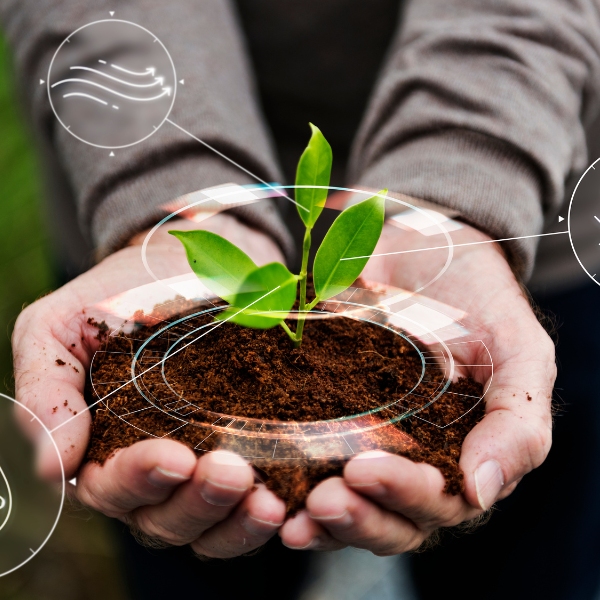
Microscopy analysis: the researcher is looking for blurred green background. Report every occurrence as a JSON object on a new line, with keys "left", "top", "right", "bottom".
{"left": 0, "top": 34, "right": 129, "bottom": 599}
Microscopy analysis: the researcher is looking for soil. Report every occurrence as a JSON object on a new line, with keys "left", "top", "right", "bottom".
{"left": 84, "top": 280, "right": 485, "bottom": 515}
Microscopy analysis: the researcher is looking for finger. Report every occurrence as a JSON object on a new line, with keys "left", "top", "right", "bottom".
{"left": 306, "top": 477, "right": 426, "bottom": 556}
{"left": 13, "top": 330, "right": 91, "bottom": 481}
{"left": 460, "top": 318, "right": 555, "bottom": 510}
{"left": 191, "top": 484, "right": 286, "bottom": 558}
{"left": 76, "top": 439, "right": 196, "bottom": 517}
{"left": 279, "top": 509, "right": 346, "bottom": 552}
{"left": 131, "top": 450, "right": 253, "bottom": 546}
{"left": 12, "top": 294, "right": 111, "bottom": 480}
{"left": 344, "top": 451, "right": 481, "bottom": 529}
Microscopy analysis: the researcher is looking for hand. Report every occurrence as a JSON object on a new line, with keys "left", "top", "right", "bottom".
{"left": 12, "top": 212, "right": 287, "bottom": 558}
{"left": 279, "top": 216, "right": 555, "bottom": 554}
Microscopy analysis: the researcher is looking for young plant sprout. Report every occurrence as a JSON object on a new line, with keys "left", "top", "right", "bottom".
{"left": 170, "top": 124, "right": 386, "bottom": 348}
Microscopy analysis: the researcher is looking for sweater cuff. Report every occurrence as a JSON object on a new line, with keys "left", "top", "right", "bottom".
{"left": 90, "top": 154, "right": 294, "bottom": 262}
{"left": 354, "top": 130, "right": 544, "bottom": 280}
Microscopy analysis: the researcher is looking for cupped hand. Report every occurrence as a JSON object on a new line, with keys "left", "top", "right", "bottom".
{"left": 280, "top": 216, "right": 556, "bottom": 554}
{"left": 12, "top": 212, "right": 287, "bottom": 557}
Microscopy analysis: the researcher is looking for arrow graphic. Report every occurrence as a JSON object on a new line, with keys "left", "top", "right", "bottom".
{"left": 52, "top": 78, "right": 171, "bottom": 101}
{"left": 110, "top": 64, "right": 155, "bottom": 77}
{"left": 70, "top": 66, "right": 164, "bottom": 88}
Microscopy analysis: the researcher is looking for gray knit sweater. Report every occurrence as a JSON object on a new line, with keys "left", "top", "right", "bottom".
{"left": 2, "top": 0, "right": 600, "bottom": 286}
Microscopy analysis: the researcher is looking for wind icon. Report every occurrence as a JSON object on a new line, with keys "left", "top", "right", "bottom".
{"left": 51, "top": 59, "right": 172, "bottom": 111}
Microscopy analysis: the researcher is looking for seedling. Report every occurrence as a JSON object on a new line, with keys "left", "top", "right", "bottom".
{"left": 170, "top": 124, "right": 386, "bottom": 348}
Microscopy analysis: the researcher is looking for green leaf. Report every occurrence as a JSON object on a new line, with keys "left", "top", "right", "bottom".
{"left": 217, "top": 262, "right": 298, "bottom": 328}
{"left": 313, "top": 190, "right": 387, "bottom": 301}
{"left": 295, "top": 123, "right": 332, "bottom": 228}
{"left": 168, "top": 230, "right": 256, "bottom": 303}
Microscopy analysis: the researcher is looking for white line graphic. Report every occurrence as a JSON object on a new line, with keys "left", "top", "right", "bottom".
{"left": 341, "top": 230, "right": 570, "bottom": 261}
{"left": 0, "top": 465, "right": 12, "bottom": 533}
{"left": 52, "top": 78, "right": 171, "bottom": 101}
{"left": 111, "top": 64, "right": 155, "bottom": 77}
{"left": 63, "top": 92, "right": 108, "bottom": 106}
{"left": 166, "top": 118, "right": 308, "bottom": 213}
{"left": 70, "top": 66, "right": 164, "bottom": 87}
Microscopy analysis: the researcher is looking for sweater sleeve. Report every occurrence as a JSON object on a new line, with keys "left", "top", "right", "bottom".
{"left": 349, "top": 0, "right": 600, "bottom": 279}
{"left": 0, "top": 0, "right": 294, "bottom": 261}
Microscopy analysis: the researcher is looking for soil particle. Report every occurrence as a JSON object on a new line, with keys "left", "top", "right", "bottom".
{"left": 56, "top": 359, "right": 66, "bottom": 366}
{"left": 87, "top": 318, "right": 109, "bottom": 341}
{"left": 527, "top": 393, "right": 532, "bottom": 401}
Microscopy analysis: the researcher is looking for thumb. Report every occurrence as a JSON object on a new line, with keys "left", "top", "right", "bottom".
{"left": 459, "top": 361, "right": 554, "bottom": 510}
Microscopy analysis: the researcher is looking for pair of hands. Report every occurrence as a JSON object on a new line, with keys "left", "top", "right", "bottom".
{"left": 12, "top": 207, "right": 555, "bottom": 558}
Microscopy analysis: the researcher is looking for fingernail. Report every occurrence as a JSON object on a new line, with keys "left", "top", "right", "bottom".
{"left": 209, "top": 451, "right": 248, "bottom": 467}
{"left": 474, "top": 460, "right": 504, "bottom": 510}
{"left": 310, "top": 510, "right": 353, "bottom": 530}
{"left": 352, "top": 451, "right": 390, "bottom": 461}
{"left": 347, "top": 481, "right": 386, "bottom": 497}
{"left": 282, "top": 538, "right": 318, "bottom": 550}
{"left": 241, "top": 514, "right": 283, "bottom": 535}
{"left": 200, "top": 478, "right": 247, "bottom": 506}
{"left": 147, "top": 466, "right": 191, "bottom": 489}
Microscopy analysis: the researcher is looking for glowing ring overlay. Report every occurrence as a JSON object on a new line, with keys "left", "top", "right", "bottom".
{"left": 0, "top": 393, "right": 65, "bottom": 578}
{"left": 141, "top": 185, "right": 456, "bottom": 297}
{"left": 47, "top": 19, "right": 177, "bottom": 150}
{"left": 156, "top": 309, "right": 429, "bottom": 424}
{"left": 110, "top": 300, "right": 455, "bottom": 444}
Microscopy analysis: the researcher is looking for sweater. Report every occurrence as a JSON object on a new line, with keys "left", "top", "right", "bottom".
{"left": 2, "top": 0, "right": 600, "bottom": 288}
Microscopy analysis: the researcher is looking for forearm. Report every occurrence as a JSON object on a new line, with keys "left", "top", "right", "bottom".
{"left": 349, "top": 0, "right": 600, "bottom": 279}
{"left": 126, "top": 211, "right": 285, "bottom": 270}
{"left": 0, "top": 0, "right": 292, "bottom": 261}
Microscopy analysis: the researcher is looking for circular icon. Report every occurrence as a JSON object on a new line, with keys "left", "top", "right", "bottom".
{"left": 568, "top": 158, "right": 600, "bottom": 286}
{"left": 0, "top": 394, "right": 64, "bottom": 578}
{"left": 47, "top": 19, "right": 177, "bottom": 149}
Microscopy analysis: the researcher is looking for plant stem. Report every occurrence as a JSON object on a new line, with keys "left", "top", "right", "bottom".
{"left": 293, "top": 227, "right": 312, "bottom": 348}
{"left": 279, "top": 321, "right": 297, "bottom": 342}
{"left": 306, "top": 296, "right": 320, "bottom": 311}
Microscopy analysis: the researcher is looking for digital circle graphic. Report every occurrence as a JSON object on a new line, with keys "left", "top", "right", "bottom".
{"left": 47, "top": 19, "right": 177, "bottom": 149}
{"left": 90, "top": 305, "right": 454, "bottom": 461}
{"left": 141, "top": 186, "right": 457, "bottom": 297}
{"left": 88, "top": 187, "right": 492, "bottom": 460}
{"left": 569, "top": 158, "right": 600, "bottom": 287}
{"left": 0, "top": 394, "right": 64, "bottom": 578}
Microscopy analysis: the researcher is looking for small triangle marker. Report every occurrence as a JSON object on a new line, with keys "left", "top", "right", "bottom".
{"left": 109, "top": 151, "right": 115, "bottom": 157}
{"left": 39, "top": 79, "right": 45, "bottom": 85}
{"left": 179, "top": 79, "right": 184, "bottom": 85}
{"left": 68, "top": 477, "right": 77, "bottom": 486}
{"left": 558, "top": 216, "right": 564, "bottom": 223}
{"left": 109, "top": 11, "right": 115, "bottom": 16}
